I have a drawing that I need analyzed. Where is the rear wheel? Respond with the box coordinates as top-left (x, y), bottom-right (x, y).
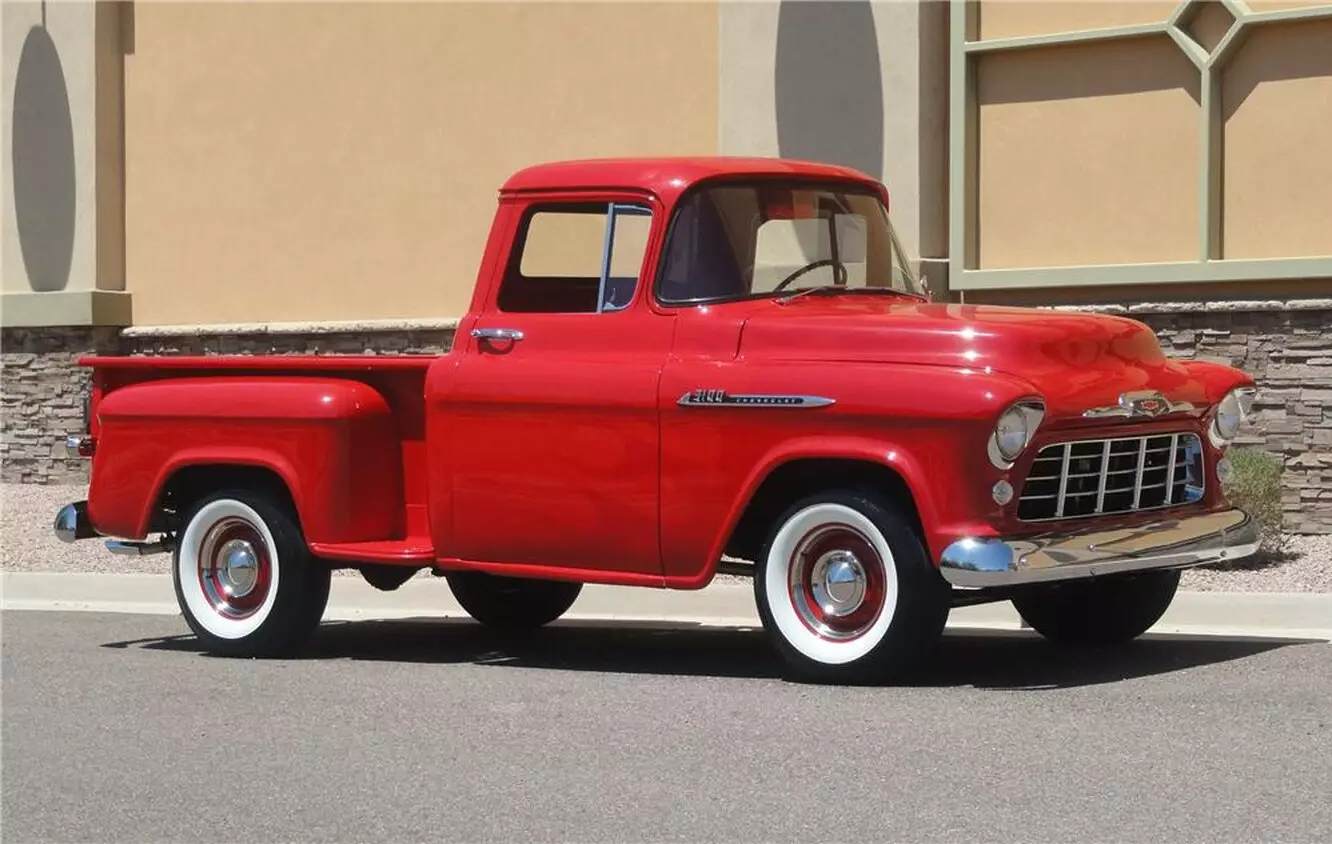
top-left (1011, 569), bottom-right (1181, 645)
top-left (172, 489), bottom-right (330, 657)
top-left (445, 571), bottom-right (582, 629)
top-left (754, 489), bottom-right (949, 684)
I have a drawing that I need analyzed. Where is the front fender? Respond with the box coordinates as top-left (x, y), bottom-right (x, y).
top-left (678, 434), bottom-right (957, 590)
top-left (87, 376), bottom-right (402, 544)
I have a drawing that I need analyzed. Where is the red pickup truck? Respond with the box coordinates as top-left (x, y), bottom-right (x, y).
top-left (54, 157), bottom-right (1260, 683)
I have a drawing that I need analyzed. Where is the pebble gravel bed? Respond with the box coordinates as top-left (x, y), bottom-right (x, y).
top-left (4, 483), bottom-right (1329, 592)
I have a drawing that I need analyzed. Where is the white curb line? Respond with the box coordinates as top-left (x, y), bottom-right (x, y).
top-left (2, 571), bottom-right (1329, 642)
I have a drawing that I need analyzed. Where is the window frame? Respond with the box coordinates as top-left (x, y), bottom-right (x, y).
top-left (496, 199), bottom-right (656, 316)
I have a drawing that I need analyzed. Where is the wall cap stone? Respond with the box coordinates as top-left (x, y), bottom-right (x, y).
top-left (121, 317), bottom-right (462, 338)
top-left (1043, 298), bottom-right (1332, 315)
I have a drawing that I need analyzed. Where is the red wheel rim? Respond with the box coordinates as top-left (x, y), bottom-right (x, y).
top-left (787, 524), bottom-right (886, 641)
top-left (196, 517), bottom-right (272, 619)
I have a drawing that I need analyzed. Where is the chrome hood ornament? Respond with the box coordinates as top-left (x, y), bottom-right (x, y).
top-left (1083, 390), bottom-right (1196, 419)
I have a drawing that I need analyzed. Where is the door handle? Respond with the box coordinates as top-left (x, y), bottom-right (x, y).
top-left (471, 327), bottom-right (525, 342)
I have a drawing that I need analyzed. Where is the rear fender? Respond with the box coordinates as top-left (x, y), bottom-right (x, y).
top-left (87, 376), bottom-right (402, 544)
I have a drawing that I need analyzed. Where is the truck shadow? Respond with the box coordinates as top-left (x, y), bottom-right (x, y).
top-left (103, 617), bottom-right (1321, 691)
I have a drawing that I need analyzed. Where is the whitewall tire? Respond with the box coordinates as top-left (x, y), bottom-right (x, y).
top-left (172, 489), bottom-right (330, 657)
top-left (754, 490), bottom-right (949, 683)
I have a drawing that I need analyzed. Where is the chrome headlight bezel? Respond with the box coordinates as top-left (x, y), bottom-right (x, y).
top-left (1208, 386), bottom-right (1256, 448)
top-left (988, 399), bottom-right (1045, 469)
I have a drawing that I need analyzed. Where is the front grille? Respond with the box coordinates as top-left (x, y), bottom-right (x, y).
top-left (1017, 432), bottom-right (1205, 522)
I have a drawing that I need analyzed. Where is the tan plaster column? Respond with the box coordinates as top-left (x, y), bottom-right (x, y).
top-left (2, 0), bottom-right (129, 327)
top-left (717, 0), bottom-right (950, 295)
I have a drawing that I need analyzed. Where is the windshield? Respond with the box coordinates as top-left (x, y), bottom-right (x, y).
top-left (655, 181), bottom-right (923, 304)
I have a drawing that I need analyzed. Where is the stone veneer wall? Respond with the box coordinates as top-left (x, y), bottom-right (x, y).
top-left (1, 327), bottom-right (123, 483)
top-left (3, 307), bottom-right (1329, 532)
top-left (1053, 301), bottom-right (1332, 535)
top-left (0, 322), bottom-right (455, 485)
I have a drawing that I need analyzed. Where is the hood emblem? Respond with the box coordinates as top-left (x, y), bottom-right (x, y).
top-left (1083, 390), bottom-right (1195, 419)
top-left (678, 390), bottom-right (835, 409)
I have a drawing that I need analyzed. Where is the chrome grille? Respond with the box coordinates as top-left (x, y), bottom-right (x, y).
top-left (1017, 432), bottom-right (1205, 522)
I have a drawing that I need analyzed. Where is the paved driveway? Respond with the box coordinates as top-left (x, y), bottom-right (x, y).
top-left (4, 610), bottom-right (1330, 843)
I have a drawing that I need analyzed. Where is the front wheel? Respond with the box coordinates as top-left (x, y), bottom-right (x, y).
top-left (172, 489), bottom-right (330, 657)
top-left (445, 571), bottom-right (582, 629)
top-left (1011, 569), bottom-right (1181, 645)
top-left (754, 490), bottom-right (950, 684)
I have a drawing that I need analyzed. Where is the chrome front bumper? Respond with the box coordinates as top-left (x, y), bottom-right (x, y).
top-left (939, 507), bottom-right (1260, 588)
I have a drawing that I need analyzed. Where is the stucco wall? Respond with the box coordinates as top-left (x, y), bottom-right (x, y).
top-left (121, 1), bottom-right (718, 326)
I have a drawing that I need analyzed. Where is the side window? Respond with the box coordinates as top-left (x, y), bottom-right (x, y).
top-left (498, 202), bottom-right (652, 314)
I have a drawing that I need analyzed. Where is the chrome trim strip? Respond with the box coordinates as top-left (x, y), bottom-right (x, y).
top-left (939, 507), bottom-right (1260, 588)
top-left (1054, 443), bottom-right (1072, 519)
top-left (1165, 434), bottom-right (1179, 504)
top-left (1132, 437), bottom-right (1147, 509)
top-left (1094, 440), bottom-right (1111, 514)
top-left (677, 390), bottom-right (835, 409)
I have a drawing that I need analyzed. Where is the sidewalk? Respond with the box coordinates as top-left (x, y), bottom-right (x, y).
top-left (3, 571), bottom-right (1330, 641)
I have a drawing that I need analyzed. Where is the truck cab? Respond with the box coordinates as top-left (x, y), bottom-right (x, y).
top-left (55, 157), bottom-right (1261, 683)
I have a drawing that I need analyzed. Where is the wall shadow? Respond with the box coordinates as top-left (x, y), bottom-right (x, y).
top-left (1222, 19), bottom-right (1332, 123)
top-left (11, 24), bottom-right (77, 292)
top-left (774, 0), bottom-right (884, 180)
top-left (976, 36), bottom-right (1202, 107)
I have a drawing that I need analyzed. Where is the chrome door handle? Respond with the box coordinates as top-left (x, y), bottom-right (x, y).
top-left (471, 327), bottom-right (524, 342)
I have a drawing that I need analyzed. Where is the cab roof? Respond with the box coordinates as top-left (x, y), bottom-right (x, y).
top-left (499, 156), bottom-right (884, 199)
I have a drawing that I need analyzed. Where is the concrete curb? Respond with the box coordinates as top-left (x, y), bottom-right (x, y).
top-left (3, 571), bottom-right (1330, 641)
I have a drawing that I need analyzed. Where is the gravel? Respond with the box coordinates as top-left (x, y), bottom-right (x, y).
top-left (5, 483), bottom-right (1329, 592)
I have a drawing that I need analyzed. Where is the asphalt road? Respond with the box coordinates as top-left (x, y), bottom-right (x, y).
top-left (4, 611), bottom-right (1331, 844)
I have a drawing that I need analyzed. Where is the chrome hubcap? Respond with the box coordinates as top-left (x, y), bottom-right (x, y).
top-left (197, 516), bottom-right (271, 620)
top-left (217, 539), bottom-right (259, 599)
top-left (787, 523), bottom-right (887, 641)
top-left (811, 551), bottom-right (867, 617)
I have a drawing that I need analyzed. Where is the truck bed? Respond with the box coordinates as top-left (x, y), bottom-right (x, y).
top-left (81, 354), bottom-right (441, 557)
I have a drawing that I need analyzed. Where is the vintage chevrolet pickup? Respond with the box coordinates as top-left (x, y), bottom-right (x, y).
top-left (54, 157), bottom-right (1260, 682)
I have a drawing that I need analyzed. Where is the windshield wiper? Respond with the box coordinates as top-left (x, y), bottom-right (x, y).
top-left (775, 285), bottom-right (924, 305)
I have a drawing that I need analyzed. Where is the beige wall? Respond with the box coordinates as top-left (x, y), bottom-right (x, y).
top-left (976, 36), bottom-right (1200, 269)
top-left (122, 1), bottom-right (717, 325)
top-left (1222, 19), bottom-right (1332, 260)
top-left (965, 0), bottom-right (1332, 294)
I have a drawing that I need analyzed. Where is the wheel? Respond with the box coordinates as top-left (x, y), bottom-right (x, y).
top-left (1011, 569), bottom-right (1181, 646)
top-left (172, 489), bottom-right (330, 657)
top-left (753, 489), bottom-right (950, 684)
top-left (445, 570), bottom-right (582, 629)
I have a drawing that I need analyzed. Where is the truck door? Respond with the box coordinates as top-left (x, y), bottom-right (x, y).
top-left (434, 196), bottom-right (672, 577)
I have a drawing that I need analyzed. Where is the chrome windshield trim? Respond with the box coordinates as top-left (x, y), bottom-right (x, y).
top-left (939, 508), bottom-right (1259, 588)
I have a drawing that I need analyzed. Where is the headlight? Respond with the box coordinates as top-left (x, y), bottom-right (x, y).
top-left (1209, 386), bottom-right (1256, 447)
top-left (988, 400), bottom-right (1045, 468)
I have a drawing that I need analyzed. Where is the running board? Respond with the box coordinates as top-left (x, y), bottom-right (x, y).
top-left (308, 538), bottom-right (435, 564)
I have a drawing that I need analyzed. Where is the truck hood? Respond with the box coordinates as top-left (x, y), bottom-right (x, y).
top-left (736, 297), bottom-right (1218, 419)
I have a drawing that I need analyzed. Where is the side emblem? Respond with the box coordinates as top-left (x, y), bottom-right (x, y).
top-left (677, 389), bottom-right (835, 409)
top-left (1083, 390), bottom-right (1195, 419)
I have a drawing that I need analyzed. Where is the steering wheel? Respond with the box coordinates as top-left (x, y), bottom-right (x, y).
top-left (771, 258), bottom-right (848, 293)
